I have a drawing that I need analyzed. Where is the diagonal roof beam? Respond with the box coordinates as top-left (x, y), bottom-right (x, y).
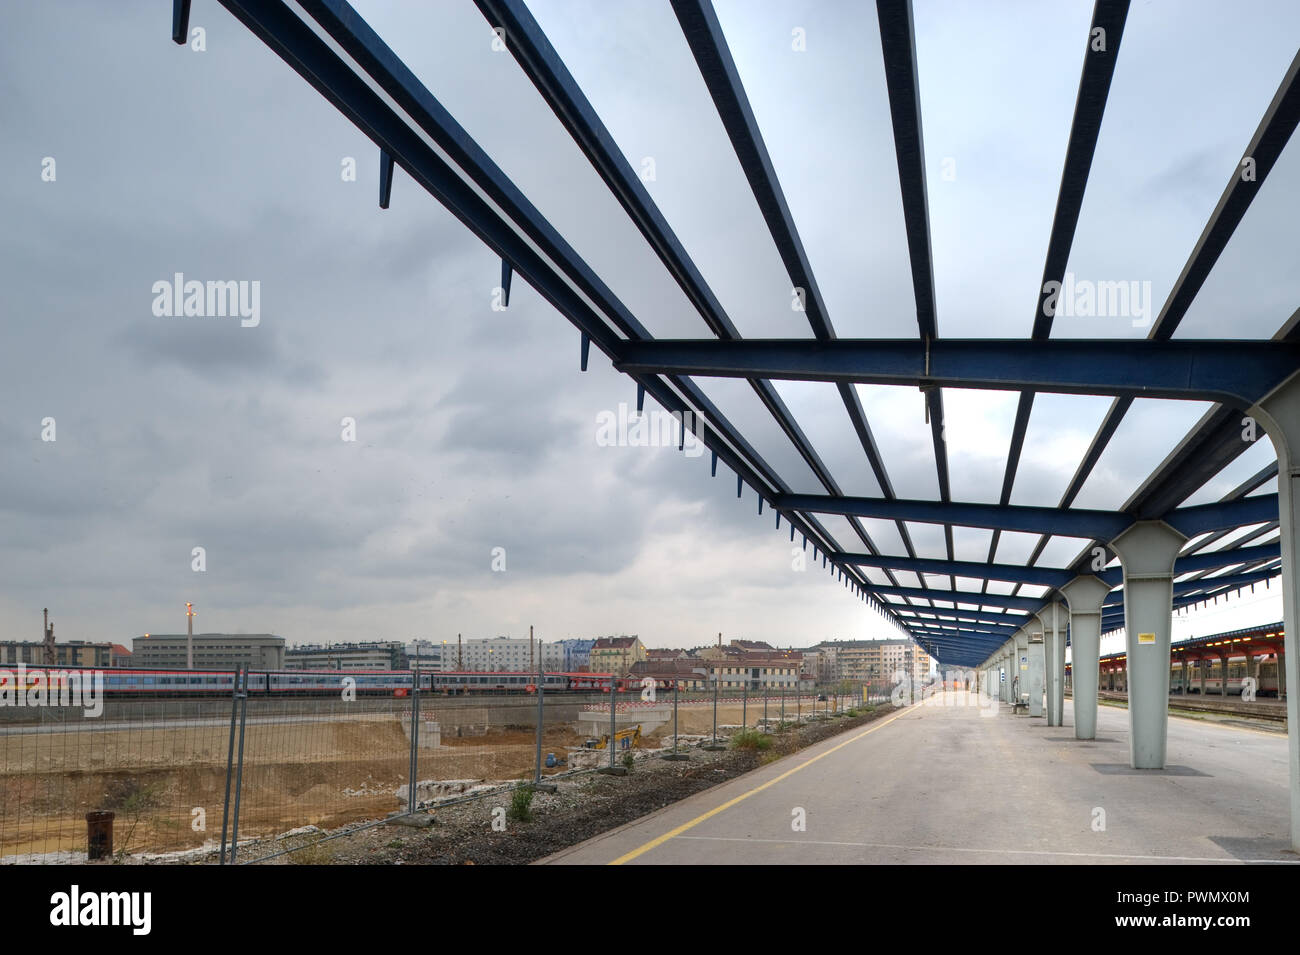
top-left (877, 0), bottom-right (954, 587)
top-left (670, 0), bottom-right (926, 582)
top-left (1013, 51), bottom-right (1300, 605)
top-left (470, 0), bottom-right (902, 593)
top-left (986, 0), bottom-right (1130, 586)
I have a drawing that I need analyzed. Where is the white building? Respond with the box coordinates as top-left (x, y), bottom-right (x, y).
top-left (448, 636), bottom-right (562, 672)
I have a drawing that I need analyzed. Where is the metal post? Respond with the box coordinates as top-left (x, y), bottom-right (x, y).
top-left (712, 669), bottom-right (718, 741)
top-left (703, 667), bottom-right (725, 751)
top-left (408, 661), bottom-right (420, 815)
top-left (609, 675), bottom-right (617, 770)
top-left (218, 664), bottom-right (241, 866)
top-left (763, 680), bottom-right (769, 730)
top-left (742, 683), bottom-right (747, 728)
top-left (781, 677), bottom-right (786, 727)
top-left (228, 666), bottom-right (250, 864)
top-left (534, 658), bottom-right (545, 785)
top-left (531, 657), bottom-right (556, 789)
top-left (664, 680), bottom-right (687, 761)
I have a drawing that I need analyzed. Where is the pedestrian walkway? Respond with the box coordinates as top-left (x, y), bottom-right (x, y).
top-left (540, 692), bottom-right (1295, 864)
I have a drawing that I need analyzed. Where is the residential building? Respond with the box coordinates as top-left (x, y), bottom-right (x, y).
top-left (706, 653), bottom-right (802, 690)
top-left (450, 636), bottom-right (561, 672)
top-left (555, 638), bottom-right (596, 672)
top-left (589, 636), bottom-right (646, 676)
top-left (808, 638), bottom-right (936, 685)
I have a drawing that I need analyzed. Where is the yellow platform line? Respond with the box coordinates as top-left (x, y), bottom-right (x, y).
top-left (609, 705), bottom-right (914, 865)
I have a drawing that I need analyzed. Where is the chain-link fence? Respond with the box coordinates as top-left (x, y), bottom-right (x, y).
top-left (1, 672), bottom-right (879, 864)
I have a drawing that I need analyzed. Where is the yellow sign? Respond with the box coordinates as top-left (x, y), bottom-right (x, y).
top-left (1138, 632), bottom-right (1156, 645)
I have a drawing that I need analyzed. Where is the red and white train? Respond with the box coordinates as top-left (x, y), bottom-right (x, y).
top-left (0, 667), bottom-right (672, 698)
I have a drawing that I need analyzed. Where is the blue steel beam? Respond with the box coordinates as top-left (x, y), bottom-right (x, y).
top-left (295, 0), bottom-right (917, 622)
top-left (471, 0), bottom-right (915, 597)
top-left (1101, 565), bottom-right (1281, 610)
top-left (986, 0), bottom-right (1130, 587)
top-left (837, 542), bottom-right (1277, 591)
top-left (1095, 542), bottom-right (1281, 587)
top-left (874, 0), bottom-right (955, 587)
top-left (776, 494), bottom-right (1126, 537)
top-left (668, 0), bottom-right (929, 579)
top-left (896, 609), bottom-right (1032, 629)
top-left (910, 617), bottom-right (1017, 631)
top-left (834, 552), bottom-right (1072, 588)
top-left (613, 338), bottom-right (1300, 407)
top-left (1015, 50), bottom-right (1300, 612)
top-left (878, 587), bottom-right (1045, 612)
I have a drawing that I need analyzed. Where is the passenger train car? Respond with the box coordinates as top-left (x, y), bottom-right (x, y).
top-left (1169, 659), bottom-right (1281, 696)
top-left (0, 667), bottom-right (672, 698)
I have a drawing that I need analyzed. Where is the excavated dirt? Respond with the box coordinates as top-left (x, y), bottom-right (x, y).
top-left (238, 705), bottom-right (895, 866)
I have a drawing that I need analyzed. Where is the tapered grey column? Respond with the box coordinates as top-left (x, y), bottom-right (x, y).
top-left (1027, 631), bottom-right (1045, 717)
top-left (1037, 601), bottom-right (1065, 726)
top-left (1014, 632), bottom-right (1029, 706)
top-left (1110, 520), bottom-right (1187, 769)
top-left (1060, 575), bottom-right (1111, 741)
top-left (1247, 373), bottom-right (1300, 849)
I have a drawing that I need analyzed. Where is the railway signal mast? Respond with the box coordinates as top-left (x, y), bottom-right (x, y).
top-left (43, 608), bottom-right (55, 666)
top-left (186, 602), bottom-right (195, 669)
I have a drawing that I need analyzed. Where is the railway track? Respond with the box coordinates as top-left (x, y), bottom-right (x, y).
top-left (1066, 690), bottom-right (1288, 724)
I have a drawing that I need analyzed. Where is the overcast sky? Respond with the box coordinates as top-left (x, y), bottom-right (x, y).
top-left (1, 1), bottom-right (1297, 659)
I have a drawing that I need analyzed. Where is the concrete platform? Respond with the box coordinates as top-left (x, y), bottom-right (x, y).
top-left (540, 691), bottom-right (1298, 865)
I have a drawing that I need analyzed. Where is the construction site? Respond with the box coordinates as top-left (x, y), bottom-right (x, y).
top-left (0, 688), bottom-right (844, 863)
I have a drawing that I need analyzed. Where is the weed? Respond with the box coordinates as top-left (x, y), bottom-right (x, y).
top-left (508, 785), bottom-right (534, 823)
top-left (729, 729), bottom-right (773, 751)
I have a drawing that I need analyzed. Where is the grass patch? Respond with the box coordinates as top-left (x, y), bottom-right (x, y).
top-left (507, 785), bottom-right (535, 823)
top-left (285, 835), bottom-right (336, 865)
top-left (729, 728), bottom-right (773, 751)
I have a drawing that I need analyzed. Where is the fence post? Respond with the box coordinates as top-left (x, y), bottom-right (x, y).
top-left (664, 681), bottom-right (688, 761)
top-left (597, 674), bottom-right (624, 775)
top-left (408, 663), bottom-right (420, 815)
top-left (532, 661), bottom-right (557, 790)
top-left (704, 669), bottom-right (724, 751)
top-left (219, 664), bottom-right (241, 866)
top-left (742, 683), bottom-right (747, 729)
top-left (228, 666), bottom-right (250, 864)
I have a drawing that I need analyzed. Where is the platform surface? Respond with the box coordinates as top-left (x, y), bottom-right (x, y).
top-left (539, 692), bottom-right (1296, 865)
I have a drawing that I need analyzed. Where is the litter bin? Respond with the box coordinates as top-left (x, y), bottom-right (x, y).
top-left (86, 811), bottom-right (115, 860)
